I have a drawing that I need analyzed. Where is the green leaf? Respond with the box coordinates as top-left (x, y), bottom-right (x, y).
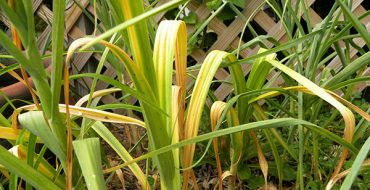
top-left (50, 0), bottom-right (66, 127)
top-left (206, 0), bottom-right (222, 10)
top-left (0, 113), bottom-right (11, 128)
top-left (183, 11), bottom-right (197, 24)
top-left (248, 175), bottom-right (265, 189)
top-left (0, 0), bottom-right (27, 42)
top-left (217, 6), bottom-right (236, 21)
top-left (237, 164), bottom-right (251, 180)
top-left (228, 0), bottom-right (245, 8)
top-left (0, 145), bottom-right (63, 190)
top-left (73, 138), bottom-right (106, 190)
top-left (246, 49), bottom-right (275, 91)
top-left (335, 0), bottom-right (370, 49)
top-left (323, 52), bottom-right (370, 88)
top-left (282, 164), bottom-right (297, 181)
top-left (340, 136), bottom-right (370, 190)
top-left (18, 111), bottom-right (66, 167)
top-left (0, 64), bottom-right (20, 78)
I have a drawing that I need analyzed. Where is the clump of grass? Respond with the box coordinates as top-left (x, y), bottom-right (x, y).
top-left (0, 0), bottom-right (369, 190)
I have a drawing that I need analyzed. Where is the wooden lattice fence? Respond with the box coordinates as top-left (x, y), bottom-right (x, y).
top-left (1, 0), bottom-right (369, 106)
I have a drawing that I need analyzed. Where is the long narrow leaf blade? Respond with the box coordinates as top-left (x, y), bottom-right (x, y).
top-left (73, 138), bottom-right (106, 190)
top-left (91, 122), bottom-right (150, 189)
top-left (339, 136), bottom-right (370, 190)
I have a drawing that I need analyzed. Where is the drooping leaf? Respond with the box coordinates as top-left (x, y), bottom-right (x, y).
top-left (18, 111), bottom-right (66, 167)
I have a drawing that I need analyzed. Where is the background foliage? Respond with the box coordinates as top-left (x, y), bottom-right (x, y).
top-left (0, 0), bottom-right (369, 189)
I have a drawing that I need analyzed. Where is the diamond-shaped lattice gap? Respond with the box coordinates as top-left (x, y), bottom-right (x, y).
top-left (43, 0), bottom-right (53, 11)
top-left (362, 1), bottom-right (370, 10)
top-left (238, 21), bottom-right (267, 46)
top-left (0, 20), bottom-right (8, 31)
top-left (34, 14), bottom-right (48, 37)
top-left (199, 32), bottom-right (218, 52)
top-left (312, 0), bottom-right (336, 18)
